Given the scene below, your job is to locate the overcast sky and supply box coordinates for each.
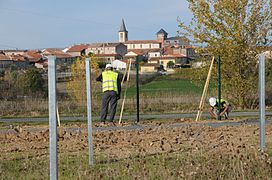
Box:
[0,0,192,49]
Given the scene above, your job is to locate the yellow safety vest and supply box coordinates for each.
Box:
[215,98,229,109]
[102,71,118,93]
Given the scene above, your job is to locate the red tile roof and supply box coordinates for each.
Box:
[43,48,73,59]
[10,54,26,62]
[67,44,90,52]
[0,54,11,61]
[24,51,42,62]
[127,49,145,55]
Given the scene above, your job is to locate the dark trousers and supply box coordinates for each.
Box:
[101,91,118,122]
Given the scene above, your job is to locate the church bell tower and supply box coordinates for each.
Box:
[118,19,128,43]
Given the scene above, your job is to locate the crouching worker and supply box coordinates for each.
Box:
[209,97,231,120]
[96,64,121,125]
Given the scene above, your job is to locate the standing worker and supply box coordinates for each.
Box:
[96,64,121,125]
[209,97,231,120]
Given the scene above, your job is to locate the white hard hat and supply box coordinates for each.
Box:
[209,97,216,106]
[105,64,112,69]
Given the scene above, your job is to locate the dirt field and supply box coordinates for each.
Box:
[1,118,272,179]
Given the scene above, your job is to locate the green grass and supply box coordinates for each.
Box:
[125,76,214,97]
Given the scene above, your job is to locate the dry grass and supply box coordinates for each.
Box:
[1,150,272,179]
[1,121,272,179]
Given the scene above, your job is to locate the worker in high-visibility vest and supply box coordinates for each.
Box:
[209,97,232,119]
[96,64,121,125]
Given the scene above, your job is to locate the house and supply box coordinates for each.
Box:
[23,50,43,65]
[149,54,187,70]
[64,44,90,57]
[112,59,127,70]
[86,42,127,60]
[42,48,75,65]
[10,54,29,68]
[125,50,146,61]
[172,45,197,60]
[149,56,176,70]
[125,40,161,50]
[0,53,13,68]
[147,49,162,58]
[35,59,48,69]
[94,54,122,63]
[164,36,190,47]
[140,63,159,73]
[1,49,26,56]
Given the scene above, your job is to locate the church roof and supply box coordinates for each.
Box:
[156,28,168,36]
[119,19,127,32]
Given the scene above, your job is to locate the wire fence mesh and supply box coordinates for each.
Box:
[0,66,218,121]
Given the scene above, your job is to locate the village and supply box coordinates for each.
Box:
[0,19,198,75]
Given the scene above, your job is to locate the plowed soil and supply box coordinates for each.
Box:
[1,119,272,160]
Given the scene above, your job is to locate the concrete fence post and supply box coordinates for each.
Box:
[86,58,94,165]
[259,53,266,151]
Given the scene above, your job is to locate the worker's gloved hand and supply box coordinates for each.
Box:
[116,94,120,100]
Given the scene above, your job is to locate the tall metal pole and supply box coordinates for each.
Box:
[259,54,266,151]
[136,56,140,123]
[217,55,221,120]
[48,55,58,180]
[86,58,94,165]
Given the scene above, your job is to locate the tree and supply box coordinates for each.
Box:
[179,0,272,108]
[67,54,99,106]
[167,61,175,68]
[21,68,46,96]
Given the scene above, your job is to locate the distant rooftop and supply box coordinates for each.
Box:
[156,28,168,36]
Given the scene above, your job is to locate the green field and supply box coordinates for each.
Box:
[125,76,214,97]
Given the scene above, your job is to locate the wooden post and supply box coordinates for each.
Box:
[56,104,60,127]
[119,58,132,124]
[121,63,128,86]
[196,56,214,121]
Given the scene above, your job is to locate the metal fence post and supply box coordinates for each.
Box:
[136,56,140,123]
[259,53,266,151]
[48,55,58,180]
[86,58,94,165]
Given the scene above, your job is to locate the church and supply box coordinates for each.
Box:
[65,19,196,71]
